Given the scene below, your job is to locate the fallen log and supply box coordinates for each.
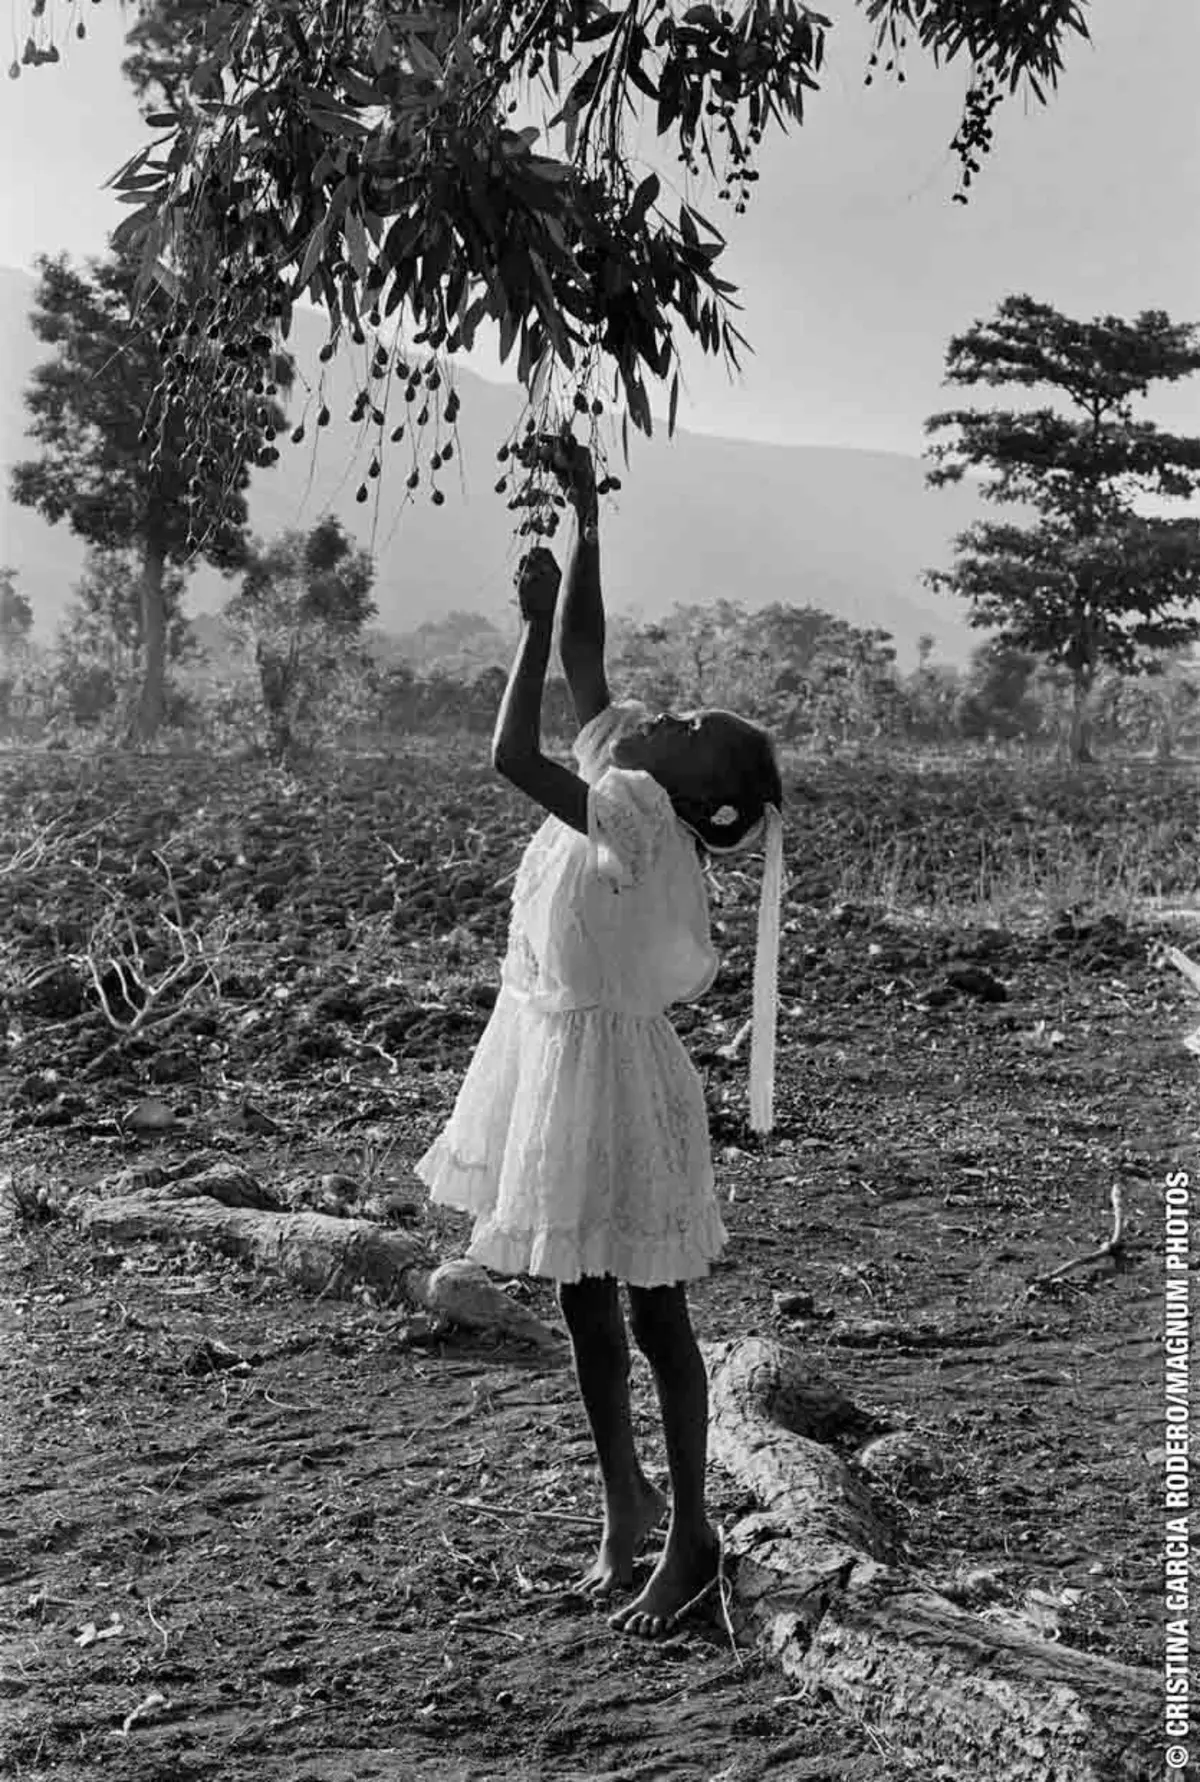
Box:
[80,1187,563,1351]
[704,1336,1157,1782]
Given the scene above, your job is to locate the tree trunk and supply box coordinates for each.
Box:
[1068,667,1096,764]
[131,534,167,742]
[256,638,297,763]
[1154,685,1177,763]
[704,1337,1157,1782]
[80,1177,563,1351]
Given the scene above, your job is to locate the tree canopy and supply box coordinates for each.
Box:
[225,513,378,759]
[10,249,294,734]
[14,0,1091,527]
[924,294,1200,760]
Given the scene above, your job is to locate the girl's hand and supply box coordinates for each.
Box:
[524,431,597,515]
[516,547,561,622]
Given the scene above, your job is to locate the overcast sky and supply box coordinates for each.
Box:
[2,1,1198,456]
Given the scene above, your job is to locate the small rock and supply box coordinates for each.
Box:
[183,1337,253,1375]
[361,1192,420,1226]
[856,1430,944,1491]
[772,1290,815,1319]
[237,1102,284,1136]
[313,986,364,1024]
[946,965,1008,1002]
[17,1070,61,1104]
[318,1173,361,1213]
[125,1096,177,1134]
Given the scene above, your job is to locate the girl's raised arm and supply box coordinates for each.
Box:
[557,444,610,729]
[492,548,590,837]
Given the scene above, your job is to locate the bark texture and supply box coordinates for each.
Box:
[704,1336,1157,1782]
[80,1185,562,1350]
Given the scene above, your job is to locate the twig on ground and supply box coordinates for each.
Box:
[1152,941,1200,1055]
[313,1261,346,1303]
[1030,1183,1125,1287]
[144,1599,170,1655]
[713,1524,743,1665]
[717,1019,753,1062]
[455,1495,598,1529]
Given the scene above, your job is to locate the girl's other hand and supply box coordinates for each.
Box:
[527,431,597,514]
[516,547,562,622]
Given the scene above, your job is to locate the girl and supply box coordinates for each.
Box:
[416,440,785,1640]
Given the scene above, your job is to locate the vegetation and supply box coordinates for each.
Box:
[925,296,1200,763]
[0,569,34,656]
[9,250,293,739]
[223,515,378,762]
[3,574,1197,762]
[13,1,1091,524]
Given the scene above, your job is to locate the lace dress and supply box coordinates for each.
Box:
[414,701,728,1287]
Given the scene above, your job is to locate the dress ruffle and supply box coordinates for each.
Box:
[415,988,727,1287]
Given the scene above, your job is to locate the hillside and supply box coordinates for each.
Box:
[0,263,983,666]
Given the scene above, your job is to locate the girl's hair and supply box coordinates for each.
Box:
[693,721,782,855]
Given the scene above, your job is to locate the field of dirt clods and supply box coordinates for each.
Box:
[1,741,1196,1782]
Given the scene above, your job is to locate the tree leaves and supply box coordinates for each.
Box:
[627,172,660,232]
[298,219,327,292]
[21,0,1095,520]
[344,209,371,281]
[925,295,1200,699]
[9,248,291,575]
[576,10,620,42]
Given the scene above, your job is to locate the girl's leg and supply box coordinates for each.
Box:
[558,1275,667,1594]
[610,1282,720,1637]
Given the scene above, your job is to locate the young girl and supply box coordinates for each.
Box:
[416,440,785,1640]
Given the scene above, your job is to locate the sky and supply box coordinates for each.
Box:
[1,1,1198,457]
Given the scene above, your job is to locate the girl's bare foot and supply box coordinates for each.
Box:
[609,1524,720,1637]
[577,1478,668,1596]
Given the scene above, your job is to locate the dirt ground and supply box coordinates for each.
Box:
[1,745,1196,1781]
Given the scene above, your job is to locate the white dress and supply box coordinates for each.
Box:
[415,701,728,1287]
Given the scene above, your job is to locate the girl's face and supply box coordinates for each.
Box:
[611,708,764,812]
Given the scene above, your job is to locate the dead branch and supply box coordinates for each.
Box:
[1151,940,1200,1055]
[703,1336,1156,1781]
[717,1017,753,1061]
[67,853,240,1069]
[79,1184,564,1351]
[1030,1183,1126,1288]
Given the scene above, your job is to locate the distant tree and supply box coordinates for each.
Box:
[10,250,292,740]
[48,548,192,733]
[121,0,207,111]
[225,516,377,761]
[954,638,1043,744]
[66,547,192,668]
[924,296,1200,763]
[15,0,1089,532]
[605,599,902,745]
[897,634,961,744]
[0,570,34,656]
[1094,651,1200,762]
[394,610,515,681]
[0,570,37,736]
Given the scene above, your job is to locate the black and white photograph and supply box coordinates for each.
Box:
[0,3,1196,1778]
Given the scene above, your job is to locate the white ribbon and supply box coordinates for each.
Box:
[748,803,785,1135]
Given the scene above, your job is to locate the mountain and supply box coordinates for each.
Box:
[0,263,984,667]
